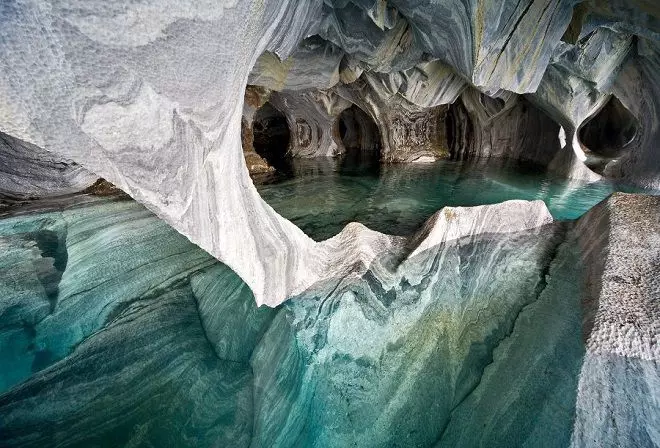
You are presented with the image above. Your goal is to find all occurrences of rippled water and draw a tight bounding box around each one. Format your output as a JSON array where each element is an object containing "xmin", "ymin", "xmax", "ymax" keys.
[{"xmin": 257, "ymin": 158, "xmax": 647, "ymax": 240}]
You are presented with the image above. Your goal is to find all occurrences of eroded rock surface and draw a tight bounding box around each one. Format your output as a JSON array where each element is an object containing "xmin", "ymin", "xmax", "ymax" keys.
[
  {"xmin": 1, "ymin": 0, "xmax": 659, "ymax": 307},
  {"xmin": 0, "ymin": 196, "xmax": 561, "ymax": 447},
  {"xmin": 0, "ymin": 132, "xmax": 97, "ymax": 200},
  {"xmin": 0, "ymin": 193, "xmax": 656, "ymax": 447},
  {"xmin": 572, "ymin": 193, "xmax": 660, "ymax": 448}
]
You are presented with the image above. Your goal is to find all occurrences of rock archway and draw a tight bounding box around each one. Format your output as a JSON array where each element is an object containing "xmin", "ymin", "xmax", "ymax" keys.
[
  {"xmin": 252, "ymin": 102, "xmax": 293, "ymax": 174},
  {"xmin": 337, "ymin": 105, "xmax": 382, "ymax": 168},
  {"xmin": 578, "ymin": 96, "xmax": 638, "ymax": 173}
]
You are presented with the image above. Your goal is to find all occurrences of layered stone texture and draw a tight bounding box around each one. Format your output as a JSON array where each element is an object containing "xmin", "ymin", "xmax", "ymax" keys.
[
  {"xmin": 0, "ymin": 197, "xmax": 218, "ymax": 393},
  {"xmin": 0, "ymin": 192, "xmax": 656, "ymax": 447},
  {"xmin": 604, "ymin": 44, "xmax": 660, "ymax": 188},
  {"xmin": 335, "ymin": 75, "xmax": 454, "ymax": 162},
  {"xmin": 448, "ymin": 89, "xmax": 561, "ymax": 165},
  {"xmin": 0, "ymin": 132, "xmax": 97, "ymax": 201},
  {"xmin": 1, "ymin": 0, "xmax": 659, "ymax": 307},
  {"xmin": 269, "ymin": 89, "xmax": 351, "ymax": 159},
  {"xmin": 572, "ymin": 193, "xmax": 660, "ymax": 447},
  {"xmin": 0, "ymin": 196, "xmax": 278, "ymax": 447},
  {"xmin": 0, "ymin": 195, "xmax": 556, "ymax": 447},
  {"xmin": 0, "ymin": 2, "xmax": 657, "ymax": 446},
  {"xmin": 527, "ymin": 7, "xmax": 660, "ymax": 186},
  {"xmin": 0, "ymin": 0, "xmax": 327, "ymax": 306},
  {"xmin": 251, "ymin": 217, "xmax": 570, "ymax": 447}
]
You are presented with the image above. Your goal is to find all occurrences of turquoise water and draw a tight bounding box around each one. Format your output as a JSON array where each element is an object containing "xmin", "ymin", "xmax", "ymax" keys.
[
  {"xmin": 257, "ymin": 158, "xmax": 646, "ymax": 240},
  {"xmin": 0, "ymin": 160, "xmax": 656, "ymax": 447}
]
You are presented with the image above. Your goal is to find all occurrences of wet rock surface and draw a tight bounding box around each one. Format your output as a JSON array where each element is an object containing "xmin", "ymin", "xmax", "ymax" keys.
[
  {"xmin": 0, "ymin": 2, "xmax": 659, "ymax": 446},
  {"xmin": 0, "ymin": 191, "xmax": 656, "ymax": 447}
]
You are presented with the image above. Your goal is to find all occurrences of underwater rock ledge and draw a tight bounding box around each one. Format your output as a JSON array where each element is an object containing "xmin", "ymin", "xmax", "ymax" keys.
[{"xmin": 0, "ymin": 192, "xmax": 657, "ymax": 447}]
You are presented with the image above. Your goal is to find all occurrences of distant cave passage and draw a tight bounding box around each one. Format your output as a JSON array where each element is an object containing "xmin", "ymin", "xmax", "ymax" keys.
[
  {"xmin": 338, "ymin": 105, "xmax": 381, "ymax": 165},
  {"xmin": 578, "ymin": 96, "xmax": 638, "ymax": 158},
  {"xmin": 253, "ymin": 102, "xmax": 292, "ymax": 172},
  {"xmin": 445, "ymin": 100, "xmax": 472, "ymax": 160}
]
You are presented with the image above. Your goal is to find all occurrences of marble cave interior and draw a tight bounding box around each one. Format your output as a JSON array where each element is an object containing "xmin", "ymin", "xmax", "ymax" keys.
[{"xmin": 1, "ymin": 1, "xmax": 660, "ymax": 447}]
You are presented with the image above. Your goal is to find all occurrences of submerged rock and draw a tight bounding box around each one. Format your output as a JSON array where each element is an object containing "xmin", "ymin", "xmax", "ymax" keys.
[
  {"xmin": 0, "ymin": 197, "xmax": 273, "ymax": 447},
  {"xmin": 0, "ymin": 192, "xmax": 657, "ymax": 447},
  {"xmin": 251, "ymin": 219, "xmax": 568, "ymax": 447},
  {"xmin": 0, "ymin": 285, "xmax": 255, "ymax": 448}
]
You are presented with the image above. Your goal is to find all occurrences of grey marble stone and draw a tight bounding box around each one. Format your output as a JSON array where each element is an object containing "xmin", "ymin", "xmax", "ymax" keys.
[
  {"xmin": 449, "ymin": 88, "xmax": 562, "ymax": 165},
  {"xmin": 0, "ymin": 132, "xmax": 97, "ymax": 200},
  {"xmin": 1, "ymin": 0, "xmax": 659, "ymax": 308},
  {"xmin": 572, "ymin": 193, "xmax": 660, "ymax": 447},
  {"xmin": 0, "ymin": 193, "xmax": 657, "ymax": 447}
]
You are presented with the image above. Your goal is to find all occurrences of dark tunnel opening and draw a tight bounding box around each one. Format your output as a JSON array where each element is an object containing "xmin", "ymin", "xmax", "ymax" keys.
[
  {"xmin": 478, "ymin": 93, "xmax": 505, "ymax": 116},
  {"xmin": 337, "ymin": 105, "xmax": 381, "ymax": 172},
  {"xmin": 578, "ymin": 96, "xmax": 638, "ymax": 160},
  {"xmin": 445, "ymin": 99, "xmax": 472, "ymax": 161},
  {"xmin": 253, "ymin": 102, "xmax": 292, "ymax": 173}
]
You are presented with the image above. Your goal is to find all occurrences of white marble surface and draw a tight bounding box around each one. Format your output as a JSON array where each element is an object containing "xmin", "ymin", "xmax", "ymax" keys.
[{"xmin": 1, "ymin": 0, "xmax": 659, "ymax": 306}]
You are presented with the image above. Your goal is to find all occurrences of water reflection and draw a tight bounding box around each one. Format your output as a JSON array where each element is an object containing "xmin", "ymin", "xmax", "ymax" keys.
[{"xmin": 256, "ymin": 158, "xmax": 654, "ymax": 240}]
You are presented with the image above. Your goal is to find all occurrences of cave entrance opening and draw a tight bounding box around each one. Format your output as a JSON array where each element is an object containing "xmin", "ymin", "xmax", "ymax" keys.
[
  {"xmin": 578, "ymin": 96, "xmax": 638, "ymax": 173},
  {"xmin": 253, "ymin": 102, "xmax": 293, "ymax": 174},
  {"xmin": 337, "ymin": 105, "xmax": 381, "ymax": 172},
  {"xmin": 445, "ymin": 100, "xmax": 471, "ymax": 160}
]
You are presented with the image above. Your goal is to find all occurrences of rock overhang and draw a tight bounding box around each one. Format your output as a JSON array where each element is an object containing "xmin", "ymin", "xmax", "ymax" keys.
[{"xmin": 0, "ymin": 0, "xmax": 659, "ymax": 306}]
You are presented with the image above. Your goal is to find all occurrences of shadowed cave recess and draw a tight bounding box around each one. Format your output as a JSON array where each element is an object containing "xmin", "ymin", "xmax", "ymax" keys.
[{"xmin": 0, "ymin": 1, "xmax": 659, "ymax": 447}]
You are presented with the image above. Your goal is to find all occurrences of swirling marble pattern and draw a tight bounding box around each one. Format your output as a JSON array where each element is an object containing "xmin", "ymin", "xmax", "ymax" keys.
[
  {"xmin": 0, "ymin": 132, "xmax": 97, "ymax": 201},
  {"xmin": 0, "ymin": 196, "xmax": 562, "ymax": 447},
  {"xmin": 0, "ymin": 197, "xmax": 217, "ymax": 393},
  {"xmin": 449, "ymin": 88, "xmax": 562, "ymax": 165},
  {"xmin": 0, "ymin": 192, "xmax": 658, "ymax": 447},
  {"xmin": 251, "ymin": 220, "xmax": 566, "ymax": 447},
  {"xmin": 268, "ymin": 89, "xmax": 352, "ymax": 158},
  {"xmin": 1, "ymin": 0, "xmax": 660, "ymax": 306},
  {"xmin": 0, "ymin": 286, "xmax": 256, "ymax": 447},
  {"xmin": 0, "ymin": 197, "xmax": 268, "ymax": 447},
  {"xmin": 0, "ymin": 0, "xmax": 331, "ymax": 306}
]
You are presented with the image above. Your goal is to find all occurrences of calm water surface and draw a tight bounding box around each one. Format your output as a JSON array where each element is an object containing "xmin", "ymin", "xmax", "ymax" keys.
[{"xmin": 257, "ymin": 158, "xmax": 650, "ymax": 240}]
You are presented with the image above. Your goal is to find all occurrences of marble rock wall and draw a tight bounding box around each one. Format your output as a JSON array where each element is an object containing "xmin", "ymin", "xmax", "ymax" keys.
[
  {"xmin": 0, "ymin": 195, "xmax": 569, "ymax": 447},
  {"xmin": 0, "ymin": 132, "xmax": 97, "ymax": 200},
  {"xmin": 605, "ymin": 44, "xmax": 660, "ymax": 189},
  {"xmin": 0, "ymin": 198, "xmax": 265, "ymax": 447},
  {"xmin": 1, "ymin": 0, "xmax": 660, "ymax": 306},
  {"xmin": 269, "ymin": 89, "xmax": 352, "ymax": 159},
  {"xmin": 448, "ymin": 89, "xmax": 562, "ymax": 165},
  {"xmin": 572, "ymin": 193, "xmax": 660, "ymax": 448},
  {"xmin": 335, "ymin": 76, "xmax": 453, "ymax": 162},
  {"xmin": 0, "ymin": 0, "xmax": 329, "ymax": 306},
  {"xmin": 0, "ymin": 192, "xmax": 658, "ymax": 447},
  {"xmin": 527, "ymin": 8, "xmax": 660, "ymax": 187}
]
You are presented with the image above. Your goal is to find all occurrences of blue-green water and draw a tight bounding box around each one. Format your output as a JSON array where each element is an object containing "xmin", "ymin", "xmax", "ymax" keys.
[
  {"xmin": 257, "ymin": 159, "xmax": 646, "ymax": 240},
  {"xmin": 0, "ymin": 160, "xmax": 657, "ymax": 447}
]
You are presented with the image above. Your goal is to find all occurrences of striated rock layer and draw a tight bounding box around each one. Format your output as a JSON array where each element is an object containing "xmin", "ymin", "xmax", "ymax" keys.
[
  {"xmin": 0, "ymin": 132, "xmax": 97, "ymax": 201},
  {"xmin": 2, "ymin": 1, "xmax": 660, "ymax": 306},
  {"xmin": 572, "ymin": 193, "xmax": 660, "ymax": 447},
  {"xmin": 0, "ymin": 193, "xmax": 657, "ymax": 447}
]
